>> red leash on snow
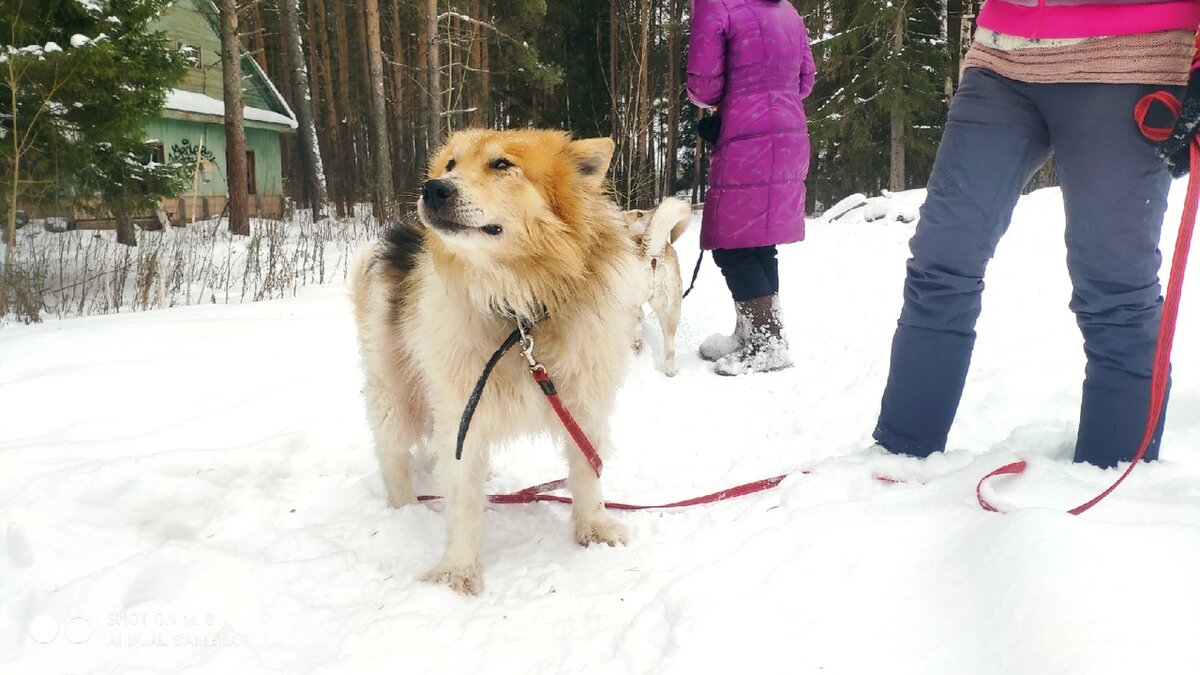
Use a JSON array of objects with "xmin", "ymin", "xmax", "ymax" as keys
[
  {"xmin": 441, "ymin": 318, "xmax": 800, "ymax": 509},
  {"xmin": 976, "ymin": 91, "xmax": 1199, "ymax": 515},
  {"xmin": 418, "ymin": 474, "xmax": 793, "ymax": 510},
  {"xmin": 441, "ymin": 317, "xmax": 908, "ymax": 510}
]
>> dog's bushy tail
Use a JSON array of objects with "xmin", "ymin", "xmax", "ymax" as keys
[
  {"xmin": 645, "ymin": 197, "xmax": 692, "ymax": 255},
  {"xmin": 347, "ymin": 242, "xmax": 380, "ymax": 313}
]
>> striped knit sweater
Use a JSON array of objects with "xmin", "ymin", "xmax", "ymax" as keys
[{"xmin": 962, "ymin": 29, "xmax": 1196, "ymax": 86}]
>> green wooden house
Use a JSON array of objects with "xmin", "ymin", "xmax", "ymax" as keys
[{"xmin": 142, "ymin": 0, "xmax": 297, "ymax": 225}]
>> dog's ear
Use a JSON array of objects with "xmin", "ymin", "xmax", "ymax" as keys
[{"xmin": 568, "ymin": 137, "xmax": 615, "ymax": 187}]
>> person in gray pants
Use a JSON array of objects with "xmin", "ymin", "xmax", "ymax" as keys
[{"xmin": 873, "ymin": 61, "xmax": 1195, "ymax": 468}]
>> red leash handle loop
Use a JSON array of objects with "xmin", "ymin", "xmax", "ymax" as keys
[
  {"xmin": 1133, "ymin": 91, "xmax": 1181, "ymax": 142},
  {"xmin": 977, "ymin": 92, "xmax": 1199, "ymax": 514}
]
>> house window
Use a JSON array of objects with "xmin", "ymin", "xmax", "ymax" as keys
[
  {"xmin": 245, "ymin": 151, "xmax": 257, "ymax": 195},
  {"xmin": 139, "ymin": 142, "xmax": 166, "ymax": 195}
]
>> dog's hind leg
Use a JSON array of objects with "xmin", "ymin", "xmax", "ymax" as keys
[
  {"xmin": 364, "ymin": 377, "xmax": 417, "ymax": 507},
  {"xmin": 632, "ymin": 306, "xmax": 645, "ymax": 354},
  {"xmin": 649, "ymin": 293, "xmax": 681, "ymax": 377},
  {"xmin": 563, "ymin": 422, "xmax": 629, "ymax": 547},
  {"xmin": 421, "ymin": 428, "xmax": 488, "ymax": 595}
]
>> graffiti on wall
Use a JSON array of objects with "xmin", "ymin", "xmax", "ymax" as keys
[
  {"xmin": 170, "ymin": 138, "xmax": 216, "ymax": 165},
  {"xmin": 170, "ymin": 138, "xmax": 218, "ymax": 184}
]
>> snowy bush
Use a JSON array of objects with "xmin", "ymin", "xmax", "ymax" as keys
[{"xmin": 2, "ymin": 210, "xmax": 381, "ymax": 323}]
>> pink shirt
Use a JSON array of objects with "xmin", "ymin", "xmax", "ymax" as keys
[{"xmin": 977, "ymin": 0, "xmax": 1200, "ymax": 39}]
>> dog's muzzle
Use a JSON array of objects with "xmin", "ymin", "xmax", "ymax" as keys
[{"xmin": 422, "ymin": 179, "xmax": 456, "ymax": 210}]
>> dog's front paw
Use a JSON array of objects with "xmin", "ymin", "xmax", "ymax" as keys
[
  {"xmin": 575, "ymin": 517, "xmax": 629, "ymax": 547},
  {"xmin": 387, "ymin": 492, "xmax": 418, "ymax": 508},
  {"xmin": 663, "ymin": 362, "xmax": 677, "ymax": 377},
  {"xmin": 421, "ymin": 563, "xmax": 483, "ymax": 595}
]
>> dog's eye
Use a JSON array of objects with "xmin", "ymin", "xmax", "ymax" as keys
[
  {"xmin": 445, "ymin": 158, "xmax": 456, "ymax": 172},
  {"xmin": 481, "ymin": 224, "xmax": 503, "ymax": 236},
  {"xmin": 489, "ymin": 158, "xmax": 513, "ymax": 171}
]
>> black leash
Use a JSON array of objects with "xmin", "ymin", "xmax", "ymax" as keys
[
  {"xmin": 681, "ymin": 250, "xmax": 704, "ymax": 299},
  {"xmin": 454, "ymin": 248, "xmax": 698, "ymax": 463},
  {"xmin": 455, "ymin": 327, "xmax": 523, "ymax": 460}
]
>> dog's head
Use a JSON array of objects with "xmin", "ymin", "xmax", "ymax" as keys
[{"xmin": 418, "ymin": 129, "xmax": 616, "ymax": 261}]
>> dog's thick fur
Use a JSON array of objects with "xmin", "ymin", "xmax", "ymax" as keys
[
  {"xmin": 623, "ymin": 198, "xmax": 692, "ymax": 376},
  {"xmin": 350, "ymin": 129, "xmax": 644, "ymax": 594}
]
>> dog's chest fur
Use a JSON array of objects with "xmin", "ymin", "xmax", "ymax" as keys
[{"xmin": 396, "ymin": 239, "xmax": 641, "ymax": 434}]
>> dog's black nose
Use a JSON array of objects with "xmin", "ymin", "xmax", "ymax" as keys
[{"xmin": 421, "ymin": 179, "xmax": 456, "ymax": 210}]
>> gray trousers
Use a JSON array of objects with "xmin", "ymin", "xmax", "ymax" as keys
[{"xmin": 874, "ymin": 68, "xmax": 1177, "ymax": 468}]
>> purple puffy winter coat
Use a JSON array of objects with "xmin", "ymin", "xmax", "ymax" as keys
[{"xmin": 687, "ymin": 0, "xmax": 815, "ymax": 251}]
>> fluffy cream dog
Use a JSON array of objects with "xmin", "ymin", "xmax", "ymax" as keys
[
  {"xmin": 623, "ymin": 197, "xmax": 692, "ymax": 376},
  {"xmin": 350, "ymin": 129, "xmax": 644, "ymax": 595}
]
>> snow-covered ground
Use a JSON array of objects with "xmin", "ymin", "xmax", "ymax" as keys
[{"xmin": 4, "ymin": 186, "xmax": 1200, "ymax": 674}]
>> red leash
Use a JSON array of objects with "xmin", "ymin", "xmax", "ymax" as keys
[
  {"xmin": 439, "ymin": 320, "xmax": 905, "ymax": 510},
  {"xmin": 418, "ymin": 474, "xmax": 793, "ymax": 510},
  {"xmin": 977, "ymin": 91, "xmax": 1198, "ymax": 514},
  {"xmin": 440, "ymin": 326, "xmax": 800, "ymax": 509},
  {"xmin": 531, "ymin": 368, "xmax": 605, "ymax": 477}
]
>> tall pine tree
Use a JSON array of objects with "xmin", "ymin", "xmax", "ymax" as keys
[
  {"xmin": 806, "ymin": 0, "xmax": 947, "ymax": 209},
  {"xmin": 1, "ymin": 0, "xmax": 188, "ymax": 247}
]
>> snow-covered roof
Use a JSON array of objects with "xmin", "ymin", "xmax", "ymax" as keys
[{"xmin": 163, "ymin": 89, "xmax": 298, "ymax": 130}]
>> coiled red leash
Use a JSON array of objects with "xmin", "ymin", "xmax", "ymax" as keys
[{"xmin": 976, "ymin": 91, "xmax": 1198, "ymax": 514}]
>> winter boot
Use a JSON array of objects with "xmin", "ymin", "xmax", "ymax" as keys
[
  {"xmin": 698, "ymin": 308, "xmax": 751, "ymax": 362},
  {"xmin": 714, "ymin": 294, "xmax": 791, "ymax": 376}
]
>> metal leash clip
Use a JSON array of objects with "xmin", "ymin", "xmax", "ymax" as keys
[{"xmin": 516, "ymin": 319, "xmax": 545, "ymax": 373}]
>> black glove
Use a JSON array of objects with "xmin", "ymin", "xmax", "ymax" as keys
[
  {"xmin": 698, "ymin": 113, "xmax": 721, "ymax": 145},
  {"xmin": 1157, "ymin": 68, "xmax": 1200, "ymax": 178}
]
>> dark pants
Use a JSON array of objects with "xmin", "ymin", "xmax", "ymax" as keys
[
  {"xmin": 874, "ymin": 68, "xmax": 1175, "ymax": 468},
  {"xmin": 712, "ymin": 246, "xmax": 779, "ymax": 301}
]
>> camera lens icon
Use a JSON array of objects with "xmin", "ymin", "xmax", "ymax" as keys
[
  {"xmin": 28, "ymin": 615, "xmax": 58, "ymax": 644},
  {"xmin": 29, "ymin": 615, "xmax": 91, "ymax": 644}
]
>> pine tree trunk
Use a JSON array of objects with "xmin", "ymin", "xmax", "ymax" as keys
[
  {"xmin": 220, "ymin": 0, "xmax": 250, "ymax": 236},
  {"xmin": 609, "ymin": 0, "xmax": 618, "ymax": 139},
  {"xmin": 281, "ymin": 0, "xmax": 328, "ymax": 219},
  {"xmin": 961, "ymin": 0, "xmax": 978, "ymax": 66},
  {"xmin": 313, "ymin": 0, "xmax": 346, "ymax": 215},
  {"xmin": 387, "ymin": 0, "xmax": 408, "ymax": 188},
  {"xmin": 250, "ymin": 1, "xmax": 269, "ymax": 71},
  {"xmin": 469, "ymin": 0, "xmax": 486, "ymax": 127},
  {"xmin": 448, "ymin": 11, "xmax": 460, "ymax": 132},
  {"xmin": 479, "ymin": 0, "xmax": 490, "ymax": 127},
  {"xmin": 941, "ymin": 0, "xmax": 953, "ymax": 103},
  {"xmin": 333, "ymin": 0, "xmax": 356, "ymax": 203},
  {"xmin": 273, "ymin": 5, "xmax": 299, "ymax": 208},
  {"xmin": 637, "ymin": 0, "xmax": 651, "ymax": 202},
  {"xmin": 364, "ymin": 0, "xmax": 395, "ymax": 221},
  {"xmin": 115, "ymin": 211, "xmax": 137, "ymax": 247},
  {"xmin": 889, "ymin": 12, "xmax": 906, "ymax": 193},
  {"xmin": 6, "ymin": 61, "xmax": 17, "ymax": 249},
  {"xmin": 424, "ymin": 0, "xmax": 442, "ymax": 145},
  {"xmin": 665, "ymin": 0, "xmax": 681, "ymax": 197},
  {"xmin": 355, "ymin": 0, "xmax": 374, "ymax": 201}
]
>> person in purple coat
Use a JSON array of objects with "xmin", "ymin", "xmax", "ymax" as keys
[{"xmin": 687, "ymin": 0, "xmax": 816, "ymax": 376}]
